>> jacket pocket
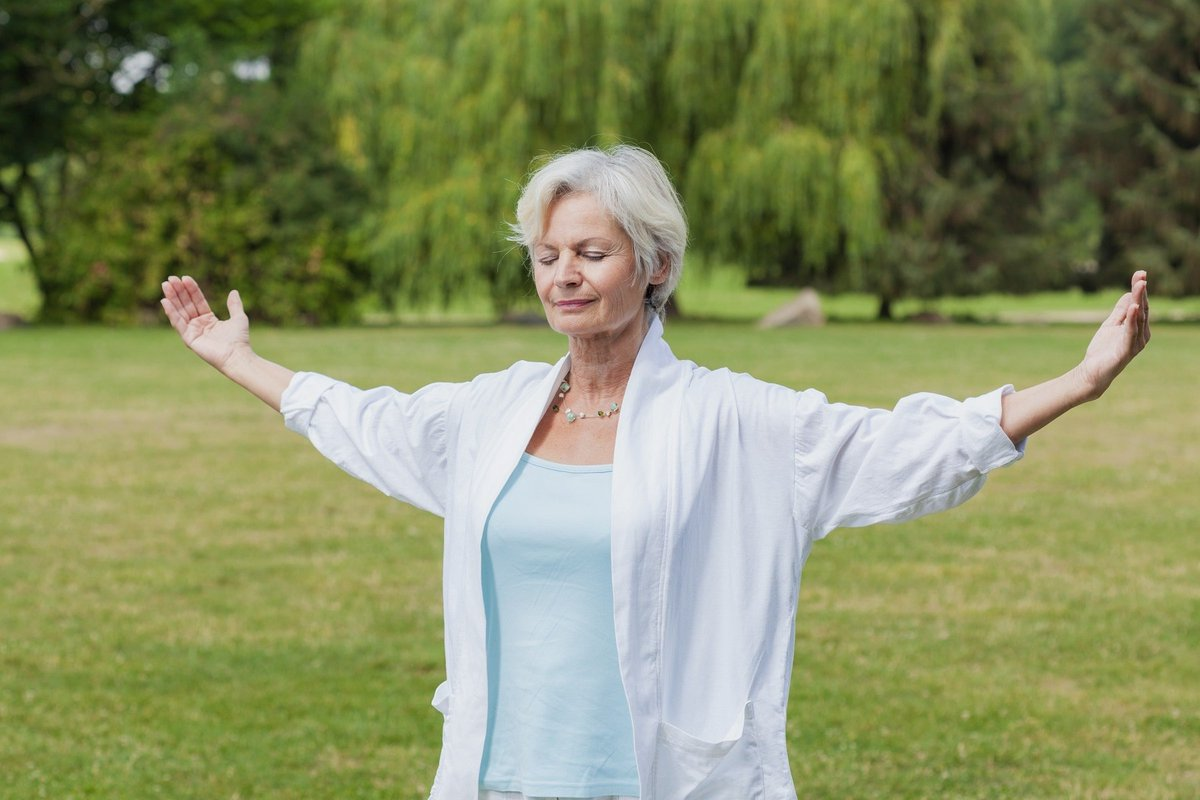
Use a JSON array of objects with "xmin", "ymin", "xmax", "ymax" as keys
[
  {"xmin": 431, "ymin": 680, "xmax": 452, "ymax": 716},
  {"xmin": 426, "ymin": 682, "xmax": 453, "ymax": 800},
  {"xmin": 652, "ymin": 701, "xmax": 765, "ymax": 799}
]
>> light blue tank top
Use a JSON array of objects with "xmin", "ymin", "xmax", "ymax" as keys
[{"xmin": 478, "ymin": 453, "xmax": 639, "ymax": 797}]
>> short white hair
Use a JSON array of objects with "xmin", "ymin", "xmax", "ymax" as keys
[{"xmin": 509, "ymin": 145, "xmax": 688, "ymax": 320}]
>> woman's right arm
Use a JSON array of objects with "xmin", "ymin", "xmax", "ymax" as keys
[
  {"xmin": 160, "ymin": 275, "xmax": 294, "ymax": 412},
  {"xmin": 164, "ymin": 275, "xmax": 456, "ymax": 513}
]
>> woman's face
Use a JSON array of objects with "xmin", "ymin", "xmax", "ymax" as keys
[{"xmin": 533, "ymin": 192, "xmax": 660, "ymax": 343}]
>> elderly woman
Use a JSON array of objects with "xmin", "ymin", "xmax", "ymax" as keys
[{"xmin": 161, "ymin": 145, "xmax": 1149, "ymax": 800}]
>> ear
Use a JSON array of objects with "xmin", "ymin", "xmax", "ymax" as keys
[{"xmin": 649, "ymin": 252, "xmax": 671, "ymax": 286}]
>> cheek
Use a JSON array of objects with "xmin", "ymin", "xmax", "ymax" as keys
[{"xmin": 532, "ymin": 269, "xmax": 552, "ymax": 298}]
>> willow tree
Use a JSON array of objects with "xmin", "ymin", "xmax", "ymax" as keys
[
  {"xmin": 300, "ymin": 0, "xmax": 664, "ymax": 310},
  {"xmin": 1072, "ymin": 0, "xmax": 1200, "ymax": 296},
  {"xmin": 305, "ymin": 0, "xmax": 1061, "ymax": 316},
  {"xmin": 681, "ymin": 0, "xmax": 915, "ymax": 299}
]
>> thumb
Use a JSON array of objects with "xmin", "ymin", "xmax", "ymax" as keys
[
  {"xmin": 1106, "ymin": 291, "xmax": 1132, "ymax": 325},
  {"xmin": 227, "ymin": 289, "xmax": 246, "ymax": 320}
]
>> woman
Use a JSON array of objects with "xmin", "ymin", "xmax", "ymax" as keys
[{"xmin": 161, "ymin": 145, "xmax": 1150, "ymax": 800}]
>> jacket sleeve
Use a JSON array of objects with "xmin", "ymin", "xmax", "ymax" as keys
[
  {"xmin": 280, "ymin": 371, "xmax": 460, "ymax": 517},
  {"xmin": 794, "ymin": 385, "xmax": 1025, "ymax": 541}
]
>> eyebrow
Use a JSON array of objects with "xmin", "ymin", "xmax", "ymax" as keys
[{"xmin": 535, "ymin": 237, "xmax": 616, "ymax": 251}]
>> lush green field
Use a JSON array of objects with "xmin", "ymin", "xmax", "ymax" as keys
[{"xmin": 2, "ymin": 320, "xmax": 1195, "ymax": 799}]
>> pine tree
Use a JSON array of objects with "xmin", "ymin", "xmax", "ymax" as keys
[{"xmin": 1073, "ymin": 0, "xmax": 1200, "ymax": 295}]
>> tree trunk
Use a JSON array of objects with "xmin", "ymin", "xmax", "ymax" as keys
[
  {"xmin": 876, "ymin": 294, "xmax": 893, "ymax": 320},
  {"xmin": 0, "ymin": 178, "xmax": 39, "ymax": 270}
]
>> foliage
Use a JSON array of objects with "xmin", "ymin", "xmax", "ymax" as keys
[
  {"xmin": 4, "ymin": 0, "xmax": 1194, "ymax": 322},
  {"xmin": 0, "ymin": 0, "xmax": 345, "ymax": 322},
  {"xmin": 1071, "ymin": 0, "xmax": 1200, "ymax": 296},
  {"xmin": 679, "ymin": 0, "xmax": 1070, "ymax": 314},
  {"xmin": 298, "ymin": 0, "xmax": 661, "ymax": 311},
  {"xmin": 305, "ymin": 0, "xmax": 1074, "ymax": 318},
  {"xmin": 40, "ymin": 80, "xmax": 367, "ymax": 323}
]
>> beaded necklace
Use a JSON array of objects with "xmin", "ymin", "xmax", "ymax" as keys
[{"xmin": 550, "ymin": 379, "xmax": 621, "ymax": 423}]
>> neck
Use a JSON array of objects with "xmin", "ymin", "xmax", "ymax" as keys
[{"xmin": 565, "ymin": 312, "xmax": 653, "ymax": 399}]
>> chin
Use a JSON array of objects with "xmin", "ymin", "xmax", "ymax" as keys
[
  {"xmin": 554, "ymin": 315, "xmax": 647, "ymax": 342},
  {"xmin": 549, "ymin": 319, "xmax": 601, "ymax": 337}
]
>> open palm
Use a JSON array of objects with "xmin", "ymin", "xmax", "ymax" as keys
[
  {"xmin": 160, "ymin": 275, "xmax": 250, "ymax": 371},
  {"xmin": 1078, "ymin": 270, "xmax": 1151, "ymax": 398}
]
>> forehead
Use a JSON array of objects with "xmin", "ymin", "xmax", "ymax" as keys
[{"xmin": 539, "ymin": 192, "xmax": 627, "ymax": 245}]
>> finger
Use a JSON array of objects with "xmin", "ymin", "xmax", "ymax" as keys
[
  {"xmin": 175, "ymin": 275, "xmax": 203, "ymax": 319},
  {"xmin": 1140, "ymin": 280, "xmax": 1151, "ymax": 348},
  {"xmin": 1131, "ymin": 272, "xmax": 1150, "ymax": 346},
  {"xmin": 1137, "ymin": 299, "xmax": 1148, "ymax": 347},
  {"xmin": 162, "ymin": 278, "xmax": 187, "ymax": 318},
  {"xmin": 166, "ymin": 275, "xmax": 197, "ymax": 319},
  {"xmin": 1132, "ymin": 270, "xmax": 1149, "ymax": 316},
  {"xmin": 227, "ymin": 288, "xmax": 246, "ymax": 321},
  {"xmin": 160, "ymin": 296, "xmax": 188, "ymax": 337},
  {"xmin": 173, "ymin": 275, "xmax": 203, "ymax": 319},
  {"xmin": 182, "ymin": 275, "xmax": 214, "ymax": 317},
  {"xmin": 1128, "ymin": 299, "xmax": 1150, "ymax": 352},
  {"xmin": 1107, "ymin": 291, "xmax": 1133, "ymax": 326},
  {"xmin": 159, "ymin": 295, "xmax": 174, "ymax": 324},
  {"xmin": 1135, "ymin": 304, "xmax": 1149, "ymax": 351},
  {"xmin": 1131, "ymin": 276, "xmax": 1146, "ymax": 309}
]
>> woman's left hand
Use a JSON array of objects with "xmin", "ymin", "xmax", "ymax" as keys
[{"xmin": 1077, "ymin": 270, "xmax": 1151, "ymax": 400}]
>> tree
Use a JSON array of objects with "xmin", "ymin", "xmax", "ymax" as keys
[
  {"xmin": 870, "ymin": 0, "xmax": 1063, "ymax": 316},
  {"xmin": 1072, "ymin": 0, "xmax": 1200, "ymax": 296},
  {"xmin": 0, "ymin": 0, "xmax": 336, "ymax": 320},
  {"xmin": 306, "ymin": 0, "xmax": 1065, "ymax": 318},
  {"xmin": 42, "ymin": 79, "xmax": 367, "ymax": 323},
  {"xmin": 300, "ymin": 0, "xmax": 664, "ymax": 311}
]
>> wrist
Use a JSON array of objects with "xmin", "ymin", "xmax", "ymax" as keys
[
  {"xmin": 1069, "ymin": 362, "xmax": 1105, "ymax": 404},
  {"xmin": 218, "ymin": 343, "xmax": 256, "ymax": 378}
]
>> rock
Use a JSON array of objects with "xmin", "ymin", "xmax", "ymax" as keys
[
  {"xmin": 759, "ymin": 288, "xmax": 825, "ymax": 328},
  {"xmin": 0, "ymin": 313, "xmax": 28, "ymax": 330},
  {"xmin": 908, "ymin": 310, "xmax": 951, "ymax": 324}
]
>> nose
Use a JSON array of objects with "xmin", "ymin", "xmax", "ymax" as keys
[{"xmin": 553, "ymin": 250, "xmax": 582, "ymax": 288}]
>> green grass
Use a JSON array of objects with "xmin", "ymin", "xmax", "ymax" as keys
[{"xmin": 2, "ymin": 321, "xmax": 1196, "ymax": 799}]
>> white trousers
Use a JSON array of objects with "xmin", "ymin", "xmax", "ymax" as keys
[{"xmin": 479, "ymin": 791, "xmax": 637, "ymax": 800}]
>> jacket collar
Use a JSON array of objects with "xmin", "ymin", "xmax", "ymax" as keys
[{"xmin": 466, "ymin": 314, "xmax": 679, "ymax": 573}]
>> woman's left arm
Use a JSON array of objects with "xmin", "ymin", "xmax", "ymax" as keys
[{"xmin": 1000, "ymin": 270, "xmax": 1150, "ymax": 444}]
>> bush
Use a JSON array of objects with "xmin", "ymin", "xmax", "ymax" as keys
[{"xmin": 40, "ymin": 81, "xmax": 368, "ymax": 324}]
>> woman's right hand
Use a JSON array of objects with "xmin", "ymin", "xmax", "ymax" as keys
[{"xmin": 160, "ymin": 275, "xmax": 251, "ymax": 373}]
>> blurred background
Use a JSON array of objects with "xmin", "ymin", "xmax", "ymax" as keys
[
  {"xmin": 1, "ymin": 0, "xmax": 1197, "ymax": 326},
  {"xmin": 2, "ymin": 3, "xmax": 1198, "ymax": 799}
]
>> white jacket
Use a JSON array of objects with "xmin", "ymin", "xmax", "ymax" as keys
[{"xmin": 281, "ymin": 318, "xmax": 1024, "ymax": 799}]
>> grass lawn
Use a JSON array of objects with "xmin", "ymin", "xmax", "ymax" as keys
[{"xmin": 1, "ymin": 320, "xmax": 1196, "ymax": 799}]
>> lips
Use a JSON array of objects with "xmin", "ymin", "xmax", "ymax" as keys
[{"xmin": 554, "ymin": 298, "xmax": 595, "ymax": 309}]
